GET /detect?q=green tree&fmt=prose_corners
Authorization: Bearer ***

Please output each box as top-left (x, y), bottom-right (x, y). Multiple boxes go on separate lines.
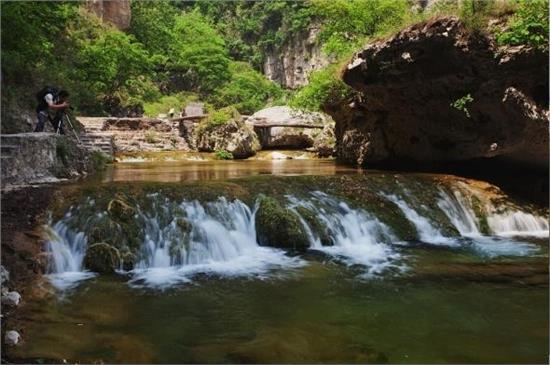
top-left (210, 61), bottom-right (283, 114)
top-left (168, 10), bottom-right (231, 94)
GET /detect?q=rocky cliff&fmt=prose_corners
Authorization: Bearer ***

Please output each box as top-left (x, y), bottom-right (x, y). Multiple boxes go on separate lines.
top-left (326, 17), bottom-right (548, 172)
top-left (263, 25), bottom-right (332, 89)
top-left (86, 0), bottom-right (131, 30)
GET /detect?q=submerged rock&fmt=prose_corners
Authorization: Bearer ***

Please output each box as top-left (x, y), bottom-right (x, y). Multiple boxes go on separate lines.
top-left (255, 196), bottom-right (309, 252)
top-left (84, 242), bottom-right (121, 273)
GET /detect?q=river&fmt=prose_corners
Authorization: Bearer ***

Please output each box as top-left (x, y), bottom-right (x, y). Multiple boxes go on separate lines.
top-left (9, 153), bottom-right (549, 363)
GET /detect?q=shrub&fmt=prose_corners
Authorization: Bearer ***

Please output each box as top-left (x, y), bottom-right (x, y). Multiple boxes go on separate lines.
top-left (497, 0), bottom-right (549, 48)
top-left (143, 92), bottom-right (199, 117)
top-left (209, 61), bottom-right (283, 114)
top-left (290, 62), bottom-right (356, 111)
top-left (451, 94), bottom-right (474, 118)
top-left (214, 149), bottom-right (234, 160)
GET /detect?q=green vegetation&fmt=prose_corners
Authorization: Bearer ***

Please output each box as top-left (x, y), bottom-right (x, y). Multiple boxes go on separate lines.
top-left (451, 94), bottom-right (474, 118)
top-left (201, 106), bottom-right (241, 131)
top-left (214, 149), bottom-right (234, 160)
top-left (211, 62), bottom-right (284, 114)
top-left (497, 0), bottom-right (549, 48)
top-left (1, 0), bottom-right (538, 120)
top-left (290, 61), bottom-right (356, 111)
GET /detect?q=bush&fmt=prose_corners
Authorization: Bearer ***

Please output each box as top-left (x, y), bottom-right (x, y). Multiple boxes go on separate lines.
top-left (143, 92), bottom-right (199, 117)
top-left (214, 149), bottom-right (234, 160)
top-left (497, 0), bottom-right (549, 48)
top-left (451, 94), bottom-right (474, 118)
top-left (209, 62), bottom-right (283, 114)
top-left (290, 62), bottom-right (356, 111)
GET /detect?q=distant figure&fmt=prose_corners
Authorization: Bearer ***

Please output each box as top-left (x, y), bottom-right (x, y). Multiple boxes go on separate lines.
top-left (168, 108), bottom-right (175, 118)
top-left (34, 87), bottom-right (70, 134)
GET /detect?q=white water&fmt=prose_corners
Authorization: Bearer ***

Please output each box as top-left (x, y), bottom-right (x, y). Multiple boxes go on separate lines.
top-left (289, 192), bottom-right (402, 275)
top-left (437, 187), bottom-right (549, 238)
top-left (131, 197), bottom-right (304, 288)
top-left (383, 193), bottom-right (457, 246)
top-left (44, 216), bottom-right (96, 290)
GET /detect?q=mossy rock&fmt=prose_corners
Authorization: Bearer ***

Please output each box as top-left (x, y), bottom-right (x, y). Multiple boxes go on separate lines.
top-left (84, 242), bottom-right (121, 274)
top-left (120, 250), bottom-right (136, 271)
top-left (295, 206), bottom-right (332, 246)
top-left (176, 218), bottom-right (192, 234)
top-left (255, 196), bottom-right (309, 252)
top-left (107, 198), bottom-right (135, 223)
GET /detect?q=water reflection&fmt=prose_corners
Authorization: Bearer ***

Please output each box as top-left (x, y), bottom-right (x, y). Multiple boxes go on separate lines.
top-left (103, 159), bottom-right (360, 183)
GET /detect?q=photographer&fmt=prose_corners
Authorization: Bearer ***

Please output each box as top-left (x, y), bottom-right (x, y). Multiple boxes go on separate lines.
top-left (34, 87), bottom-right (70, 134)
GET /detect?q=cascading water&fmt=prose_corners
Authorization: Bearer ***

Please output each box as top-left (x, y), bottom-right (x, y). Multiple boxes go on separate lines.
top-left (43, 213), bottom-right (96, 290)
top-left (437, 185), bottom-right (549, 237)
top-left (289, 192), bottom-right (402, 275)
top-left (382, 193), bottom-right (455, 246)
top-left (130, 197), bottom-right (304, 287)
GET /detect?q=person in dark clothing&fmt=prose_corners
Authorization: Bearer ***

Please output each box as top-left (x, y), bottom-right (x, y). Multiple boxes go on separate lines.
top-left (34, 88), bottom-right (70, 134)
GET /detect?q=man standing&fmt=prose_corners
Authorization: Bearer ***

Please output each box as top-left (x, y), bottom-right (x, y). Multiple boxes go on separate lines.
top-left (34, 87), bottom-right (70, 134)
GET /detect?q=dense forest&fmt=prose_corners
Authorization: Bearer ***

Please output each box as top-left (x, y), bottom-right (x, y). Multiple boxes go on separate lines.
top-left (1, 0), bottom-right (547, 125)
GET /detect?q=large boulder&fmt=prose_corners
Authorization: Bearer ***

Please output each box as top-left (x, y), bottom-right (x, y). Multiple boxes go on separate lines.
top-left (255, 196), bottom-right (309, 252)
top-left (328, 17), bottom-right (548, 170)
top-left (246, 106), bottom-right (335, 151)
top-left (194, 119), bottom-right (261, 159)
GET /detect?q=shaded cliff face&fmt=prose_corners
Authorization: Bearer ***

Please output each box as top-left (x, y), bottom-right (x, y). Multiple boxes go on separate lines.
top-left (326, 17), bottom-right (549, 171)
top-left (86, 0), bottom-right (131, 29)
top-left (263, 26), bottom-right (332, 89)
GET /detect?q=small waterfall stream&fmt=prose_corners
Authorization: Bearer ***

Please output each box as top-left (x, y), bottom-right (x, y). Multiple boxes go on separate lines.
top-left (289, 192), bottom-right (402, 275)
top-left (43, 182), bottom-right (548, 289)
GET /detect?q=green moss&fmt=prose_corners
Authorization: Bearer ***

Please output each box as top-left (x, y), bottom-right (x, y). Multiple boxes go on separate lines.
top-left (471, 195), bottom-right (490, 235)
top-left (107, 198), bottom-right (136, 223)
top-left (295, 206), bottom-right (332, 246)
top-left (255, 196), bottom-right (309, 252)
top-left (84, 242), bottom-right (121, 273)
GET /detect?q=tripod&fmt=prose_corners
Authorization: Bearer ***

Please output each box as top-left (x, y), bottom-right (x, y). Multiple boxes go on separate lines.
top-left (56, 111), bottom-right (82, 145)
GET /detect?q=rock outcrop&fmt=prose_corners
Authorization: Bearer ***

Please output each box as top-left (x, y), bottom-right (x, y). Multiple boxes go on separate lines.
top-left (263, 25), bottom-right (332, 89)
top-left (86, 0), bottom-right (131, 30)
top-left (327, 17), bottom-right (549, 171)
top-left (1, 133), bottom-right (93, 188)
top-left (194, 119), bottom-right (261, 159)
top-left (245, 106), bottom-right (335, 153)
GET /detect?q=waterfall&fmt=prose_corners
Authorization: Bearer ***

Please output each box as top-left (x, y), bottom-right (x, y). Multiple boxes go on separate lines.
top-left (382, 193), bottom-right (455, 246)
top-left (437, 189), bottom-right (480, 236)
top-left (130, 197), bottom-right (304, 288)
top-left (437, 186), bottom-right (549, 238)
top-left (44, 214), bottom-right (96, 290)
top-left (487, 211), bottom-right (549, 237)
top-left (289, 192), bottom-right (402, 275)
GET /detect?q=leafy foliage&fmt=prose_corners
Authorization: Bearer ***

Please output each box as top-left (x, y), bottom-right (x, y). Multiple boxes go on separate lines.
top-left (497, 0), bottom-right (549, 48)
top-left (451, 94), bottom-right (474, 118)
top-left (311, 0), bottom-right (411, 56)
top-left (210, 62), bottom-right (283, 114)
top-left (214, 149), bottom-right (234, 160)
top-left (290, 62), bottom-right (356, 112)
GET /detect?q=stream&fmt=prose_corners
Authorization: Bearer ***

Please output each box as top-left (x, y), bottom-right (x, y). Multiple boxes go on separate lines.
top-left (10, 153), bottom-right (549, 363)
